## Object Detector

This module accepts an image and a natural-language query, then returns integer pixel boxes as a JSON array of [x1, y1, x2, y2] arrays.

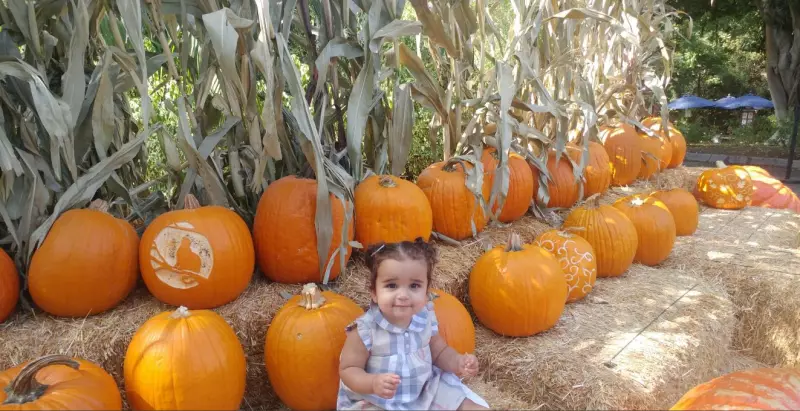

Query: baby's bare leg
[[457, 399, 489, 410]]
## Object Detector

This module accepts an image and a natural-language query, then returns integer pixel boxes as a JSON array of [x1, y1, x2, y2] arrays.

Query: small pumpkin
[[265, 284, 363, 411], [670, 367, 800, 410], [354, 175, 433, 249], [28, 199, 139, 317], [469, 233, 567, 337], [417, 159, 489, 240], [567, 141, 612, 198], [0, 355, 122, 410], [430, 289, 475, 354], [651, 188, 699, 236], [140, 194, 254, 309], [534, 229, 597, 303], [124, 307, 246, 410], [544, 151, 580, 208], [481, 147, 535, 222], [743, 166, 800, 213], [613, 194, 676, 266], [0, 249, 18, 323], [562, 194, 638, 277], [642, 117, 686, 168], [253, 175, 354, 283], [600, 124, 643, 186], [695, 164, 753, 210]]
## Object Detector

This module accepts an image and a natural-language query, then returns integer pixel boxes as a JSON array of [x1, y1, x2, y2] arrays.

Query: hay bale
[[474, 264, 739, 410]]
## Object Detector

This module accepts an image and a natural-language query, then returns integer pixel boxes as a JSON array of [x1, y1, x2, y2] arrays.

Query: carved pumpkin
[[695, 164, 753, 210], [354, 175, 433, 248], [28, 200, 139, 317], [545, 152, 580, 208], [562, 194, 638, 277], [430, 289, 475, 354], [670, 368, 800, 410], [0, 355, 121, 410], [638, 132, 672, 180], [0, 249, 18, 323], [124, 307, 246, 410], [417, 160, 489, 240], [613, 194, 677, 266], [642, 117, 686, 168], [651, 188, 699, 236], [254, 176, 354, 283], [567, 142, 612, 198], [600, 124, 643, 186], [469, 233, 567, 337], [743, 166, 800, 213], [481, 147, 535, 222], [139, 194, 254, 309], [265, 284, 363, 411], [534, 229, 597, 303]]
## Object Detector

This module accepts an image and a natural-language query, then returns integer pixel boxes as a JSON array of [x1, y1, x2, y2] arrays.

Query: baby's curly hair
[[365, 237, 438, 291]]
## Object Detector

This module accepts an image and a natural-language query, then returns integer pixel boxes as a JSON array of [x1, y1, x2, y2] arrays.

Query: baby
[[337, 238, 490, 410]]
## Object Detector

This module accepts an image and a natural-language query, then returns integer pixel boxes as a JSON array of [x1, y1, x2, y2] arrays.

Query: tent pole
[[785, 104, 799, 182]]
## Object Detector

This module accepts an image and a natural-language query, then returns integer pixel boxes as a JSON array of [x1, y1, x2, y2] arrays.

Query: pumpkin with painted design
[[651, 188, 699, 236], [613, 194, 676, 266], [28, 200, 139, 317], [670, 367, 800, 410], [567, 142, 612, 198], [599, 124, 642, 186], [481, 147, 535, 222], [0, 249, 18, 323], [534, 229, 597, 303], [139, 194, 254, 309], [642, 117, 687, 168], [0, 355, 121, 410], [430, 289, 475, 354], [417, 160, 489, 240], [695, 164, 753, 210], [354, 175, 432, 248]]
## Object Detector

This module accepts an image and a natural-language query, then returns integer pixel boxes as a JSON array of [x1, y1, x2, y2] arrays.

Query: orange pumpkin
[[743, 166, 800, 213], [638, 132, 672, 179], [469, 233, 567, 337], [254, 176, 354, 283], [534, 229, 597, 303], [642, 117, 686, 168], [430, 289, 475, 354], [544, 152, 580, 208], [0, 355, 121, 410], [0, 249, 18, 323], [139, 194, 254, 309], [695, 165, 753, 209], [600, 124, 643, 186], [562, 194, 638, 277], [265, 284, 363, 411], [124, 307, 246, 410], [28, 199, 139, 317], [567, 142, 612, 198], [670, 367, 800, 410], [354, 175, 433, 248], [481, 148, 535, 222], [613, 194, 677, 266], [651, 188, 699, 236], [417, 160, 489, 240]]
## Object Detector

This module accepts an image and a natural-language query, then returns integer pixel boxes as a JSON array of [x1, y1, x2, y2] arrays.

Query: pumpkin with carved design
[[481, 147, 535, 222], [534, 229, 597, 303], [613, 194, 676, 266], [0, 249, 18, 323], [355, 175, 432, 248], [695, 164, 753, 210], [430, 288, 475, 354], [671, 367, 800, 410]]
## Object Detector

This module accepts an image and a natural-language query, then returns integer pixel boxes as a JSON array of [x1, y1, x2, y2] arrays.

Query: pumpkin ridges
[[416, 161, 488, 240], [545, 152, 580, 208], [568, 142, 612, 197], [354, 175, 433, 248], [481, 148, 535, 223], [642, 117, 686, 168], [613, 195, 676, 266], [0, 249, 18, 324], [651, 189, 699, 236], [600, 124, 643, 186], [431, 289, 475, 354], [670, 368, 800, 410], [696, 165, 754, 210], [534, 229, 597, 303]]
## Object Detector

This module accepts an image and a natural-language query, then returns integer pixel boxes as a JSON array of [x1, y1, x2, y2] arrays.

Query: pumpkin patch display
[[139, 194, 254, 309], [599, 124, 642, 186], [265, 284, 363, 411], [0, 249, 18, 323], [469, 233, 567, 337], [544, 151, 580, 208], [567, 142, 612, 198], [430, 289, 475, 354], [695, 164, 753, 209], [481, 147, 535, 222], [28, 199, 139, 317], [124, 307, 246, 410], [0, 355, 122, 410], [417, 160, 489, 240], [613, 194, 677, 266], [254, 175, 354, 283], [354, 175, 433, 248], [670, 367, 800, 410], [642, 117, 687, 168], [534, 229, 597, 303], [651, 188, 699, 236]]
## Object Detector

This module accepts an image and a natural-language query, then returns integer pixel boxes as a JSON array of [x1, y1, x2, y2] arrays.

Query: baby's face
[[371, 258, 429, 328]]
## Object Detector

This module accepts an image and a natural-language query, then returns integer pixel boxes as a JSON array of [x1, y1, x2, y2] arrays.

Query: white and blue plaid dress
[[337, 300, 489, 410]]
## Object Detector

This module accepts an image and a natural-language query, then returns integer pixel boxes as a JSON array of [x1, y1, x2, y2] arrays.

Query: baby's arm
[[429, 334, 479, 378], [339, 329, 400, 399]]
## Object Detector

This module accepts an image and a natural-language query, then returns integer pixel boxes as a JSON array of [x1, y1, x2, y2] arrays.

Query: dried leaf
[[346, 59, 374, 181], [117, 0, 150, 129], [369, 20, 422, 53], [314, 37, 363, 97], [389, 84, 414, 176], [91, 52, 115, 159], [407, 0, 459, 58], [61, 0, 89, 128]]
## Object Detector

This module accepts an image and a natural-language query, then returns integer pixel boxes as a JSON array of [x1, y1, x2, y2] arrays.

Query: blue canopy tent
[[667, 95, 717, 110], [714, 95, 738, 109], [722, 94, 774, 110]]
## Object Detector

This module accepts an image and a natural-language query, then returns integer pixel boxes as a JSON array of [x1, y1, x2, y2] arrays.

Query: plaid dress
[[337, 300, 488, 410]]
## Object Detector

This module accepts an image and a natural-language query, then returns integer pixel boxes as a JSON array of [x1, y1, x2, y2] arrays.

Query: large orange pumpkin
[[417, 160, 489, 240], [0, 249, 18, 323], [139, 194, 254, 309], [254, 176, 354, 283], [354, 175, 433, 248], [743, 166, 800, 213], [28, 199, 139, 317], [468, 233, 567, 337], [600, 124, 643, 186], [562, 194, 638, 277], [670, 367, 800, 410], [638, 132, 672, 180], [695, 164, 753, 210], [534, 229, 597, 303], [613, 194, 677, 266], [651, 188, 699, 236], [265, 284, 363, 411], [0, 355, 121, 410], [642, 117, 687, 168], [481, 147, 535, 222], [124, 307, 246, 410], [567, 142, 612, 198], [430, 289, 475, 354], [544, 152, 580, 208]]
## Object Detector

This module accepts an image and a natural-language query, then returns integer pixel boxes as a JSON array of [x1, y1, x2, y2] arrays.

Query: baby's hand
[[457, 354, 479, 378], [372, 373, 400, 399]]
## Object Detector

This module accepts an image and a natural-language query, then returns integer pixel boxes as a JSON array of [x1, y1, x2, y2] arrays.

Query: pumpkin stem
[[378, 176, 398, 188], [629, 196, 646, 207], [299, 283, 326, 309], [583, 193, 602, 208], [88, 199, 110, 214], [505, 232, 524, 252], [2, 355, 79, 405], [170, 306, 191, 319], [715, 160, 727, 169], [184, 194, 202, 210]]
